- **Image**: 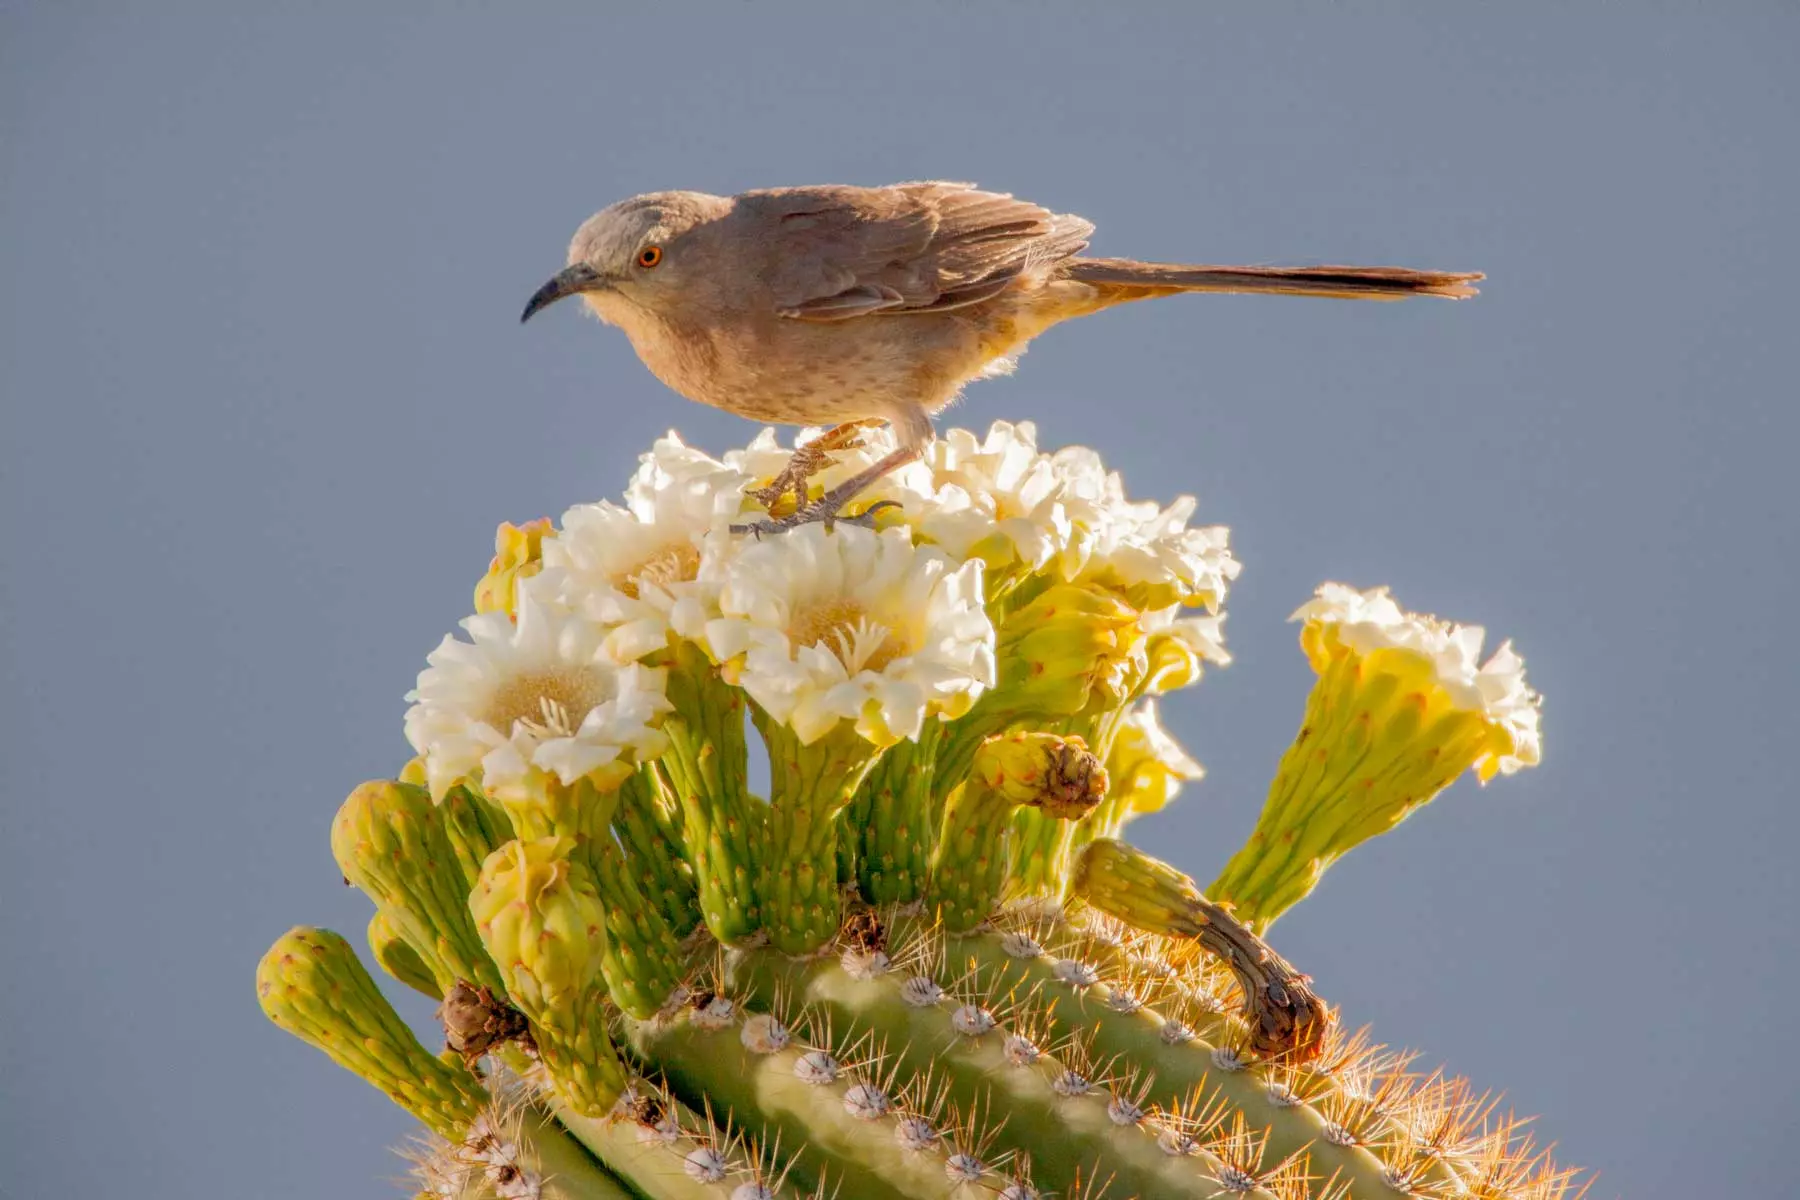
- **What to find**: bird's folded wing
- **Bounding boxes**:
[742,181,1093,321]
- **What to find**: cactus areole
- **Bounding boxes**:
[258,421,1575,1199]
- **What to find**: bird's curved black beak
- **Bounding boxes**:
[521,263,608,324]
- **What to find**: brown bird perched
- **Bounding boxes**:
[521,181,1480,534]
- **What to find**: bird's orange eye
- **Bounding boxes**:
[637,245,663,268]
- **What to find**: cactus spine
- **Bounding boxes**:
[260,421,1573,1198]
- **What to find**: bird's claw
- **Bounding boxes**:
[730,499,901,538]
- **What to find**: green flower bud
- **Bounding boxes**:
[995,583,1147,718]
[256,927,482,1137]
[972,730,1108,820]
[366,909,440,1000]
[331,779,507,997]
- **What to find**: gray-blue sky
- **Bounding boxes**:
[2,5,1795,1196]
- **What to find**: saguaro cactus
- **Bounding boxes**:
[258,421,1578,1198]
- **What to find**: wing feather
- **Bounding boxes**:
[740,182,1093,321]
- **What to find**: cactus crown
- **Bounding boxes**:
[261,420,1574,1199]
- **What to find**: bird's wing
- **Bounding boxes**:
[741,182,1094,321]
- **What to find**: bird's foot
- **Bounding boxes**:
[730,499,902,538]
[746,420,888,512]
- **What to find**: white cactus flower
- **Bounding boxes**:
[1292,582,1542,780]
[403,576,671,799]
[699,524,995,746]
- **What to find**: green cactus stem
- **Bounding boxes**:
[419,1097,642,1200]
[660,641,762,944]
[752,711,882,955]
[927,731,1106,931]
[630,994,1270,1200]
[611,766,701,935]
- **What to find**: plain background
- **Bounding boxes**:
[3,6,1796,1197]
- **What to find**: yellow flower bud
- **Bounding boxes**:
[468,836,609,1015]
[996,582,1148,718]
[474,518,556,617]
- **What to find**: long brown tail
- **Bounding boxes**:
[1064,256,1482,301]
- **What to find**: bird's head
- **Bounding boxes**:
[521,190,730,326]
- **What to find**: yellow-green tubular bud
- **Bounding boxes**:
[367,908,440,999]
[610,766,700,936]
[1210,584,1542,931]
[754,713,884,956]
[929,733,1106,931]
[332,779,508,996]
[847,724,942,907]
[586,836,686,1019]
[438,782,515,891]
[1072,839,1332,1063]
[256,927,482,1137]
[469,837,627,1114]
[473,517,555,616]
[496,772,622,846]
[659,642,761,944]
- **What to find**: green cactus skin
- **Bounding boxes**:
[847,722,942,906]
[942,915,1478,1200]
[711,942,1284,1198]
[438,782,515,891]
[660,643,763,944]
[751,712,881,956]
[612,766,702,936]
[551,1086,821,1200]
[629,980,1342,1200]
[256,927,482,1137]
[367,908,441,1000]
[586,835,687,1019]
[927,732,1105,931]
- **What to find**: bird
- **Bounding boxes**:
[521,181,1480,534]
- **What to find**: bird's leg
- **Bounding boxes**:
[746,419,888,513]
[731,444,920,537]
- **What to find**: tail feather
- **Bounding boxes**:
[1064,256,1482,301]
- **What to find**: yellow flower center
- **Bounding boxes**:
[484,668,608,739]
[617,542,700,600]
[788,597,909,675]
